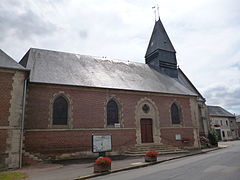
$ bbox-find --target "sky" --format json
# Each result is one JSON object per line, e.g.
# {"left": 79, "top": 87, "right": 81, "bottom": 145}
{"left": 1, "top": 0, "right": 240, "bottom": 115}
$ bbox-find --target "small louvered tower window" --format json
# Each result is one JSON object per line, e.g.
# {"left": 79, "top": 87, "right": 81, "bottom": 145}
{"left": 171, "top": 103, "right": 181, "bottom": 124}
{"left": 53, "top": 96, "right": 68, "bottom": 125}
{"left": 107, "top": 99, "right": 119, "bottom": 125}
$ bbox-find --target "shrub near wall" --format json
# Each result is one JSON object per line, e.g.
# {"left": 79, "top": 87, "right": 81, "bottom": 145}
{"left": 208, "top": 130, "right": 218, "bottom": 146}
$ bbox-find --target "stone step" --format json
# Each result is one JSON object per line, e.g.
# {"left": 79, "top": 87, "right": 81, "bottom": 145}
{"left": 127, "top": 146, "right": 180, "bottom": 151}
{"left": 125, "top": 150, "right": 188, "bottom": 156}
{"left": 128, "top": 147, "right": 178, "bottom": 151}
{"left": 125, "top": 150, "right": 188, "bottom": 154}
{"left": 125, "top": 149, "right": 185, "bottom": 153}
{"left": 23, "top": 151, "right": 43, "bottom": 162}
{"left": 124, "top": 144, "right": 188, "bottom": 156}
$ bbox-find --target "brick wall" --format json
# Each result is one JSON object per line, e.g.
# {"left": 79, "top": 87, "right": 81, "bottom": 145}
{"left": 0, "top": 70, "right": 14, "bottom": 170}
{"left": 24, "top": 83, "right": 197, "bottom": 158}
{"left": 24, "top": 129, "right": 136, "bottom": 157}
{"left": 25, "top": 83, "right": 193, "bottom": 129}
{"left": 0, "top": 69, "right": 26, "bottom": 169}
{"left": 0, "top": 130, "right": 7, "bottom": 153}
{"left": 0, "top": 130, "right": 8, "bottom": 169}
{"left": 160, "top": 128, "right": 194, "bottom": 147}
{"left": 0, "top": 71, "right": 13, "bottom": 126}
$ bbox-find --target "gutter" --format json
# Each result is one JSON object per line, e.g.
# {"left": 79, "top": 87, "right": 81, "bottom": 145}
{"left": 19, "top": 77, "right": 28, "bottom": 168}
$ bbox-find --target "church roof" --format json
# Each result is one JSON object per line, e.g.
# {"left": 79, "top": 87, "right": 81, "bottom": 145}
{"left": 145, "top": 19, "right": 176, "bottom": 58}
{"left": 207, "top": 106, "right": 235, "bottom": 117}
{"left": 20, "top": 48, "right": 197, "bottom": 96}
{"left": 177, "top": 69, "right": 205, "bottom": 101}
{"left": 0, "top": 49, "right": 26, "bottom": 70}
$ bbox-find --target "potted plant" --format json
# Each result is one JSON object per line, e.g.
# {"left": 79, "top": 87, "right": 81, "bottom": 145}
{"left": 145, "top": 150, "right": 158, "bottom": 162}
{"left": 94, "top": 157, "right": 112, "bottom": 173}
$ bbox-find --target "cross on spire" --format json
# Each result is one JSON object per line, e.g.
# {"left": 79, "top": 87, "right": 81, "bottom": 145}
{"left": 152, "top": 4, "right": 160, "bottom": 22}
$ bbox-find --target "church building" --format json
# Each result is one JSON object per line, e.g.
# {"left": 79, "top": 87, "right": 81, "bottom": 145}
{"left": 0, "top": 18, "right": 209, "bottom": 169}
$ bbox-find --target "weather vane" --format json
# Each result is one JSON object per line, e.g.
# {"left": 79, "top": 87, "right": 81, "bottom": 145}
{"left": 152, "top": 4, "right": 160, "bottom": 22}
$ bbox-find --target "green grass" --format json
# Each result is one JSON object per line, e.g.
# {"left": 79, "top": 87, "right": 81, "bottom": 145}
{"left": 0, "top": 172, "right": 27, "bottom": 180}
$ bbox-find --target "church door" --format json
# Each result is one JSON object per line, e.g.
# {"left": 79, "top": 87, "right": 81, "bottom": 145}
{"left": 140, "top": 118, "right": 153, "bottom": 143}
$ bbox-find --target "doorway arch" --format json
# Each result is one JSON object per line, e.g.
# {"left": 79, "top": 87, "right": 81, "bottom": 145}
{"left": 135, "top": 97, "right": 160, "bottom": 144}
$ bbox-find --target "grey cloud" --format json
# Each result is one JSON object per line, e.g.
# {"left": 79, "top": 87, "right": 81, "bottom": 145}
{"left": 204, "top": 85, "right": 240, "bottom": 114}
{"left": 78, "top": 30, "right": 88, "bottom": 39}
{"left": 0, "top": 4, "right": 56, "bottom": 41}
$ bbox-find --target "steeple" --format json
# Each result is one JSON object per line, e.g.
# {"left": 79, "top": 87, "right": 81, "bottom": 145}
{"left": 145, "top": 19, "right": 178, "bottom": 78}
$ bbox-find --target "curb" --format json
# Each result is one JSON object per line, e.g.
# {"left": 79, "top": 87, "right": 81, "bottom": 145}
{"left": 74, "top": 147, "right": 224, "bottom": 180}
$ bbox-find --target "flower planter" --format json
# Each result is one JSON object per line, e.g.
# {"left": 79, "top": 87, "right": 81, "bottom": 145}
{"left": 145, "top": 155, "right": 157, "bottom": 162}
{"left": 94, "top": 157, "right": 112, "bottom": 173}
{"left": 94, "top": 163, "right": 111, "bottom": 173}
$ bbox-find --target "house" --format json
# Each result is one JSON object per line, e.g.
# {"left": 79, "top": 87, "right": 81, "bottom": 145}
{"left": 0, "top": 50, "right": 28, "bottom": 169}
{"left": 236, "top": 115, "right": 240, "bottom": 138}
{"left": 0, "top": 17, "right": 209, "bottom": 169}
{"left": 208, "top": 105, "right": 239, "bottom": 141}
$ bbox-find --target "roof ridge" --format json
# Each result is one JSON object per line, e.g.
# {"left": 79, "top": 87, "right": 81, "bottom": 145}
{"left": 29, "top": 47, "right": 144, "bottom": 66}
{"left": 21, "top": 48, "right": 197, "bottom": 96}
{"left": 0, "top": 49, "right": 26, "bottom": 70}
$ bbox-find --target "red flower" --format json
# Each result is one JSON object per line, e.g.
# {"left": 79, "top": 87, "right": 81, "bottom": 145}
{"left": 95, "top": 157, "right": 112, "bottom": 168}
{"left": 146, "top": 150, "right": 158, "bottom": 157}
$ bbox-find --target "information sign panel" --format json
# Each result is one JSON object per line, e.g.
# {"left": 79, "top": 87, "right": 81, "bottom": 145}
{"left": 92, "top": 134, "right": 112, "bottom": 153}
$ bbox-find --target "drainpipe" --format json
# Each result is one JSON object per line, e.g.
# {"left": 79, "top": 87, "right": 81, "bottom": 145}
{"left": 19, "top": 77, "right": 28, "bottom": 168}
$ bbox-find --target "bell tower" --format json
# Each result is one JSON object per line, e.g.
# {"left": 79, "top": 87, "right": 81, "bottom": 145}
{"left": 145, "top": 19, "right": 178, "bottom": 78}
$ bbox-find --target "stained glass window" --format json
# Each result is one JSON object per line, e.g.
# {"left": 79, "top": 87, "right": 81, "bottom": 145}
{"left": 107, "top": 99, "right": 119, "bottom": 125}
{"left": 171, "top": 103, "right": 181, "bottom": 124}
{"left": 53, "top": 96, "right": 68, "bottom": 125}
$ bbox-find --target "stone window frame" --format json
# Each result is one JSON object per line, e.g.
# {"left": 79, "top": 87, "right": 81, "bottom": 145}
{"left": 104, "top": 96, "right": 123, "bottom": 128}
{"left": 169, "top": 100, "right": 184, "bottom": 127}
{"left": 48, "top": 91, "right": 73, "bottom": 129}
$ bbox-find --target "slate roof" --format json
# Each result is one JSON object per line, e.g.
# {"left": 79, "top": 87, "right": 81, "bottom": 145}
{"left": 207, "top": 106, "right": 235, "bottom": 117}
{"left": 19, "top": 48, "right": 197, "bottom": 96}
{"left": 177, "top": 69, "right": 205, "bottom": 101}
{"left": 0, "top": 49, "right": 26, "bottom": 70}
{"left": 145, "top": 19, "right": 175, "bottom": 58}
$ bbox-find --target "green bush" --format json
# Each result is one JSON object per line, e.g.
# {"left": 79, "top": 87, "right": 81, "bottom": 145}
{"left": 208, "top": 130, "right": 218, "bottom": 146}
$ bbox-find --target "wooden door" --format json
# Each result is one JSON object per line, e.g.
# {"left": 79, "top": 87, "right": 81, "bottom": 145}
{"left": 140, "top": 118, "right": 153, "bottom": 143}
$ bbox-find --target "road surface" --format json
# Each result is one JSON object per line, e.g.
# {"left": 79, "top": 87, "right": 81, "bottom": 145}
{"left": 92, "top": 141, "right": 240, "bottom": 180}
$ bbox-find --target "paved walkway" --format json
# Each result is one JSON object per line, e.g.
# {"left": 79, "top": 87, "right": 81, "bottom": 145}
{"left": 15, "top": 146, "right": 228, "bottom": 180}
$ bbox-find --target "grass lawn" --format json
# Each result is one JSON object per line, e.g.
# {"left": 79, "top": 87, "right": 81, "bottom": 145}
{"left": 0, "top": 172, "right": 27, "bottom": 180}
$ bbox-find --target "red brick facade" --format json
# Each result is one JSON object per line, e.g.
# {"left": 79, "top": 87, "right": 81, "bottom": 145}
{"left": 0, "top": 68, "right": 27, "bottom": 170}
{"left": 24, "top": 129, "right": 136, "bottom": 157}
{"left": 0, "top": 71, "right": 14, "bottom": 169}
{"left": 24, "top": 83, "right": 198, "bottom": 159}
{"left": 0, "top": 71, "right": 13, "bottom": 126}
{"left": 160, "top": 128, "right": 194, "bottom": 147}
{"left": 25, "top": 83, "right": 193, "bottom": 129}
{"left": 0, "top": 130, "right": 8, "bottom": 169}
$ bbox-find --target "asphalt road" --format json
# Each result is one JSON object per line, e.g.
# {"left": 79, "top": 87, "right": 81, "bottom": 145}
{"left": 92, "top": 141, "right": 240, "bottom": 180}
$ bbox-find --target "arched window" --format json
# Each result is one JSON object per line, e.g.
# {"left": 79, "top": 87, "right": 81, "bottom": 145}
{"left": 53, "top": 96, "right": 68, "bottom": 125}
{"left": 107, "top": 99, "right": 119, "bottom": 125}
{"left": 171, "top": 103, "right": 181, "bottom": 124}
